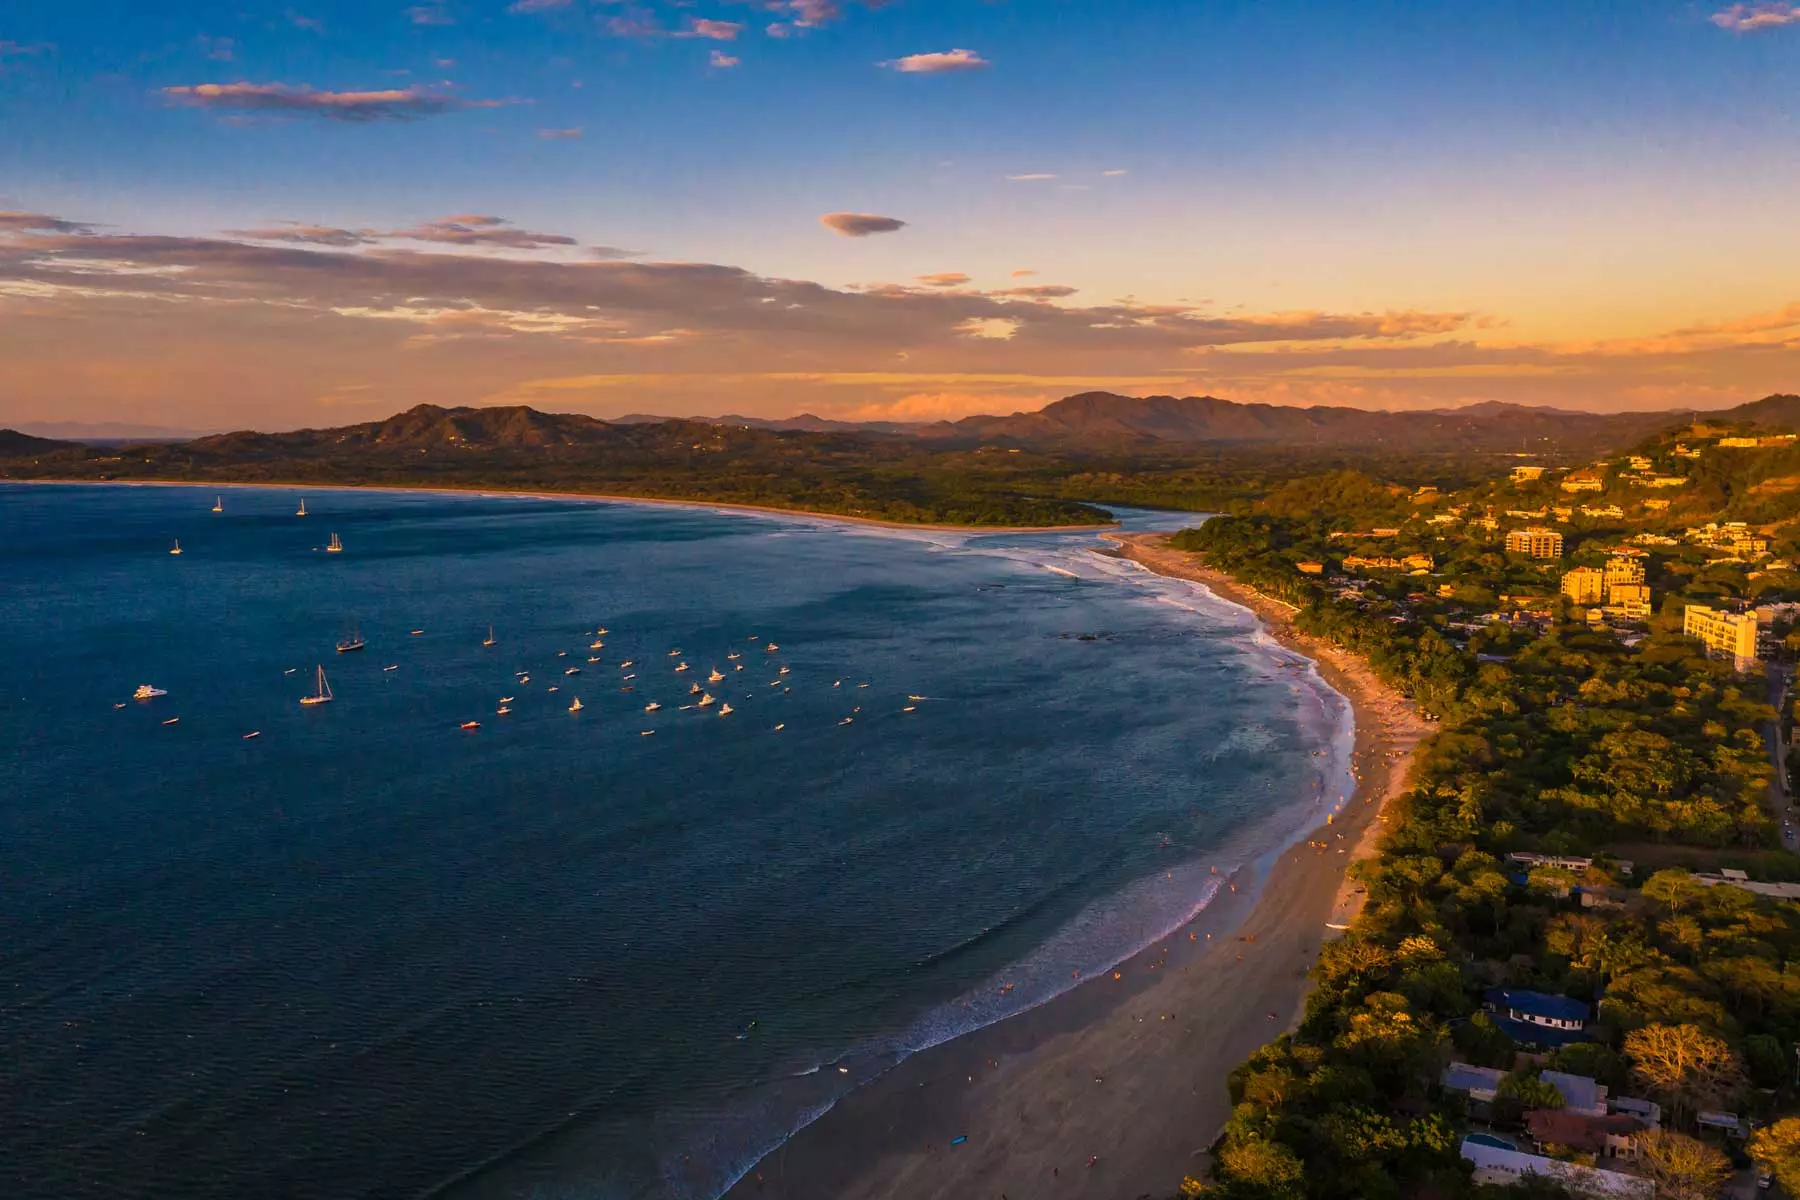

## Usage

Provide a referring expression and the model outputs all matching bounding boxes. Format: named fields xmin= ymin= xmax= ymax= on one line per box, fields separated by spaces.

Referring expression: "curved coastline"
xmin=713 ymin=531 xmax=1427 ymax=1200
xmin=0 ymin=477 xmax=1120 ymax=536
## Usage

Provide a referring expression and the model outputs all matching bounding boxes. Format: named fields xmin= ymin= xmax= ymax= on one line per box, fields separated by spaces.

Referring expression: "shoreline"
xmin=718 ymin=532 xmax=1428 ymax=1199
xmin=0 ymin=477 xmax=1120 ymax=537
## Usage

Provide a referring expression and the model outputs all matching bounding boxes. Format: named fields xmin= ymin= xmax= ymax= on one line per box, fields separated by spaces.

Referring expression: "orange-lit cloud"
xmin=820 ymin=211 xmax=907 ymax=237
xmin=161 ymin=82 xmax=501 ymax=121
xmin=1710 ymin=4 xmax=1800 ymax=31
xmin=883 ymin=48 xmax=989 ymax=73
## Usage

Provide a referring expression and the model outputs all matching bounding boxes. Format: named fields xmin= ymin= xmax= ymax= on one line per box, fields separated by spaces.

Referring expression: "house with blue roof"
xmin=1483 ymin=988 xmax=1591 ymax=1046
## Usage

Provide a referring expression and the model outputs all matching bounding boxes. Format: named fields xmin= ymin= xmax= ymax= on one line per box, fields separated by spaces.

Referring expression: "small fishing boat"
xmin=162 ymin=717 xmax=180 ymax=726
xmin=620 ymin=660 xmax=634 ymax=669
xmin=765 ymin=643 xmax=779 ymax=652
xmin=688 ymin=683 xmax=702 ymax=695
xmin=596 ymin=628 xmax=609 ymax=636
xmin=674 ymin=662 xmax=690 ymax=673
xmin=283 ymin=668 xmax=298 ymax=676
xmin=499 ymin=696 xmax=514 ymax=703
xmin=587 ymin=656 xmax=601 ymax=663
xmin=902 ymin=705 xmax=917 ymax=712
xmin=484 ymin=625 xmax=496 ymax=647
xmin=460 ymin=720 xmax=481 ymax=730
xmin=242 ymin=731 xmax=260 ymax=739
xmin=547 ymin=686 xmax=559 ymax=693
xmin=211 ymin=496 xmax=223 ymax=513
xmin=839 ymin=716 xmax=854 ymax=725
xmin=383 ymin=664 xmax=398 ymax=672
xmin=708 ymin=668 xmax=724 ymax=683
xmin=774 ymin=723 xmax=785 ymax=731
xmin=336 ymin=626 xmax=365 ymax=653
xmin=644 ymin=702 xmax=662 ymax=712
xmin=727 ymin=652 xmax=741 ymax=661
xmin=557 ymin=651 xmax=567 ymax=657
xmin=518 ymin=674 xmax=531 ymax=684
xmin=299 ymin=665 xmax=334 ymax=706
xmin=590 ymin=639 xmax=605 ymax=650
xmin=907 ymin=695 xmax=926 ymax=702
xmin=734 ymin=664 xmax=744 ymax=671
xmin=857 ymin=682 xmax=870 ymax=689
xmin=718 ymin=703 xmax=733 ymax=716
xmin=297 ymin=499 xmax=307 ymax=517
xmin=497 ymin=705 xmax=512 ymax=715
xmin=133 ymin=684 xmax=168 ymax=700
xmin=113 ymin=702 xmax=126 ymax=709
xmin=668 ymin=649 xmax=682 ymax=657
xmin=568 ymin=697 xmax=583 ymax=712
xmin=326 ymin=532 xmax=343 ymax=554
xmin=779 ymin=666 xmax=790 ymax=675
xmin=698 ymin=692 xmax=716 ymax=708
xmin=640 ymin=730 xmax=655 ymax=736
xmin=565 ymin=666 xmax=581 ymax=676
xmin=169 ymin=539 xmax=183 ymax=556
xmin=409 ymin=630 xmax=424 ymax=636
xmin=623 ymin=673 xmax=636 ymax=680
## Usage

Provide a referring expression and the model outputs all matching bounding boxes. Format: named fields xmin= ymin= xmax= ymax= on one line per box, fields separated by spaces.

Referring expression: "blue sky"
xmin=2 ymin=0 xmax=1799 ymax=427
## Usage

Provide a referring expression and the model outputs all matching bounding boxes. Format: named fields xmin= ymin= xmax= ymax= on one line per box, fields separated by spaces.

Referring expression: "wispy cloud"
xmin=1101 ymin=168 xmax=1128 ymax=177
xmin=227 ymin=215 xmax=582 ymax=249
xmin=1006 ymin=173 xmax=1056 ymax=182
xmin=1010 ymin=268 xmax=1037 ymax=278
xmin=1710 ymin=3 xmax=1800 ymax=30
xmin=286 ymin=11 xmax=325 ymax=33
xmin=161 ymin=82 xmax=502 ymax=121
xmin=916 ymin=272 xmax=971 ymax=287
xmin=820 ymin=211 xmax=907 ymax=237
xmin=0 ymin=39 xmax=53 ymax=63
xmin=0 ymin=211 xmax=93 ymax=234
xmin=506 ymin=0 xmax=569 ymax=10
xmin=537 ymin=125 xmax=582 ymax=139
xmin=989 ymin=284 xmax=1078 ymax=299
xmin=883 ymin=48 xmax=989 ymax=74
xmin=709 ymin=50 xmax=741 ymax=68
xmin=678 ymin=18 xmax=743 ymax=40
xmin=406 ymin=3 xmax=454 ymax=25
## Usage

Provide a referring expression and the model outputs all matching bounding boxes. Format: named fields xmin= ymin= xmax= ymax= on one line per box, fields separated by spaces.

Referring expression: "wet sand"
xmin=721 ymin=532 xmax=1428 ymax=1199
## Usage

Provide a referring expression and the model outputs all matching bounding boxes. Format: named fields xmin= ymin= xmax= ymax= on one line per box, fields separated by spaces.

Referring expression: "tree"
xmin=1642 ymin=869 xmax=1706 ymax=915
xmin=1215 ymin=1137 xmax=1305 ymax=1199
xmin=1749 ymin=1118 xmax=1800 ymax=1197
xmin=1636 ymin=1129 xmax=1731 ymax=1200
xmin=1623 ymin=1023 xmax=1745 ymax=1123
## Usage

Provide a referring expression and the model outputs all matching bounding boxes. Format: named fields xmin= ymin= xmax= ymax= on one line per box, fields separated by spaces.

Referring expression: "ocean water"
xmin=0 ymin=484 xmax=1352 ymax=1200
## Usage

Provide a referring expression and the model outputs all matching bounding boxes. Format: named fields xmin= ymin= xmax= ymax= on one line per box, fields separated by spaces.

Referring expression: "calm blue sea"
xmin=0 ymin=484 xmax=1351 ymax=1200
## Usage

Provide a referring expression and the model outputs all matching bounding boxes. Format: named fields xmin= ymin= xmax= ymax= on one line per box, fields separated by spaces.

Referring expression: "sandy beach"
xmin=721 ymin=531 xmax=1428 ymax=1200
xmin=0 ymin=477 xmax=1118 ymax=537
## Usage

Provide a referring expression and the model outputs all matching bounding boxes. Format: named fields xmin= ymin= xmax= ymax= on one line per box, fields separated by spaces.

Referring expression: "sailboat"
xmin=568 ymin=696 xmax=583 ymax=712
xmin=326 ymin=533 xmax=343 ymax=554
xmin=708 ymin=668 xmax=725 ymax=683
xmin=718 ymin=703 xmax=733 ymax=716
xmin=336 ymin=625 xmax=365 ymax=653
xmin=297 ymin=499 xmax=307 ymax=517
xmin=483 ymin=625 xmax=496 ymax=647
xmin=698 ymin=692 xmax=716 ymax=708
xmin=169 ymin=539 xmax=182 ymax=556
xmin=299 ymin=665 xmax=333 ymax=706
xmin=211 ymin=496 xmax=223 ymax=513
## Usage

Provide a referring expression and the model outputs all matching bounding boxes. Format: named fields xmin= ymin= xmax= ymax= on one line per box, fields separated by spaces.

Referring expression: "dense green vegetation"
xmin=1169 ymin=437 xmax=1800 ymax=1197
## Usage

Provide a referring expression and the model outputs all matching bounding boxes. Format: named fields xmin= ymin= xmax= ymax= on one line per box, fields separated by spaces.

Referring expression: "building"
xmin=1401 ymin=553 xmax=1435 ymax=572
xmin=1483 ymin=988 xmax=1590 ymax=1046
xmin=1295 ymin=561 xmax=1324 ymax=575
xmin=1442 ymin=1061 xmax=1505 ymax=1104
xmin=1720 ymin=434 xmax=1797 ymax=449
xmin=1542 ymin=1070 xmax=1609 ymax=1117
xmin=1560 ymin=473 xmax=1605 ymax=493
xmin=1506 ymin=528 xmax=1564 ymax=559
xmin=1343 ymin=555 xmax=1403 ymax=572
xmin=1644 ymin=498 xmax=1672 ymax=511
xmin=1561 ymin=567 xmax=1604 ymax=605
xmin=1683 ymin=604 xmax=1759 ymax=670
xmin=1639 ymin=475 xmax=1689 ymax=488
xmin=1627 ymin=455 xmax=1653 ymax=471
xmin=1605 ymin=584 xmax=1653 ymax=620
xmin=1460 ymin=1138 xmax=1652 ymax=1199
xmin=1580 ymin=504 xmax=1626 ymax=519
xmin=1605 ymin=557 xmax=1646 ymax=588
xmin=1511 ymin=465 xmax=1546 ymax=482
xmin=1524 ymin=1110 xmax=1646 ymax=1161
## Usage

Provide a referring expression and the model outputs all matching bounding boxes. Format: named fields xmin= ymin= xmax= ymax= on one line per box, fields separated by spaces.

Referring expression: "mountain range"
xmin=6 ymin=392 xmax=1798 ymax=458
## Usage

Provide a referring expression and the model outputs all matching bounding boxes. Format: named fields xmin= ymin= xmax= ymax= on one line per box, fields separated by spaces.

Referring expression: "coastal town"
xmin=1167 ymin=416 xmax=1800 ymax=1200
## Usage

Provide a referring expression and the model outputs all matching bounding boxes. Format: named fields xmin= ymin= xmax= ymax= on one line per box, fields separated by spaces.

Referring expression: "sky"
xmin=2 ymin=0 xmax=1800 ymax=432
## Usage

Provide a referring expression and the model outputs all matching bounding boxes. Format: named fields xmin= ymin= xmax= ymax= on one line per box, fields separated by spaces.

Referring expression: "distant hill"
xmin=919 ymin=392 xmax=1681 ymax=453
xmin=0 ymin=429 xmax=74 ymax=456
xmin=613 ymin=412 xmax=923 ymax=436
xmin=1718 ymin=394 xmax=1800 ymax=430
xmin=189 ymin=404 xmax=618 ymax=452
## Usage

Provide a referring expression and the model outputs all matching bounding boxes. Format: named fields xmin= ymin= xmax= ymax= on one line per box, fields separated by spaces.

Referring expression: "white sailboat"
xmin=698 ymin=692 xmax=716 ymax=708
xmin=299 ymin=665 xmax=334 ymax=706
xmin=484 ymin=625 xmax=497 ymax=647
xmin=708 ymin=668 xmax=725 ymax=683
xmin=169 ymin=539 xmax=182 ymax=556
xmin=297 ymin=498 xmax=307 ymax=517
xmin=718 ymin=703 xmax=733 ymax=716
xmin=326 ymin=532 xmax=343 ymax=553
xmin=569 ymin=696 xmax=583 ymax=712
xmin=211 ymin=496 xmax=223 ymax=513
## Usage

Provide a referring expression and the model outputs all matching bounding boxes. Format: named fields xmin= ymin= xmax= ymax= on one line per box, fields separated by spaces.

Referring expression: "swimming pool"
xmin=1465 ymin=1133 xmax=1517 ymax=1150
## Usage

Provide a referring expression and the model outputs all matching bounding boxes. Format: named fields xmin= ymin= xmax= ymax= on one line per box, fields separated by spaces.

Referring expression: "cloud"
xmin=916 ymin=272 xmax=972 ymax=288
xmin=678 ymin=18 xmax=743 ymax=40
xmin=161 ymin=82 xmax=497 ymax=121
xmin=988 ymin=284 xmax=1078 ymax=299
xmin=537 ymin=126 xmax=583 ymax=139
xmin=819 ymin=211 xmax=907 ymax=237
xmin=198 ymin=36 xmax=235 ymax=61
xmin=0 ymin=39 xmax=53 ymax=64
xmin=226 ymin=215 xmax=582 ymax=250
xmin=1101 ymin=168 xmax=1128 ymax=177
xmin=507 ymin=0 xmax=569 ymax=10
xmin=1006 ymin=173 xmax=1056 ymax=182
xmin=883 ymin=48 xmax=988 ymax=73
xmin=1710 ymin=3 xmax=1800 ymax=30
xmin=1010 ymin=268 xmax=1037 ymax=278
xmin=709 ymin=50 xmax=740 ymax=68
xmin=406 ymin=4 xmax=454 ymax=25
xmin=286 ymin=11 xmax=325 ymax=32
xmin=0 ymin=211 xmax=93 ymax=234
